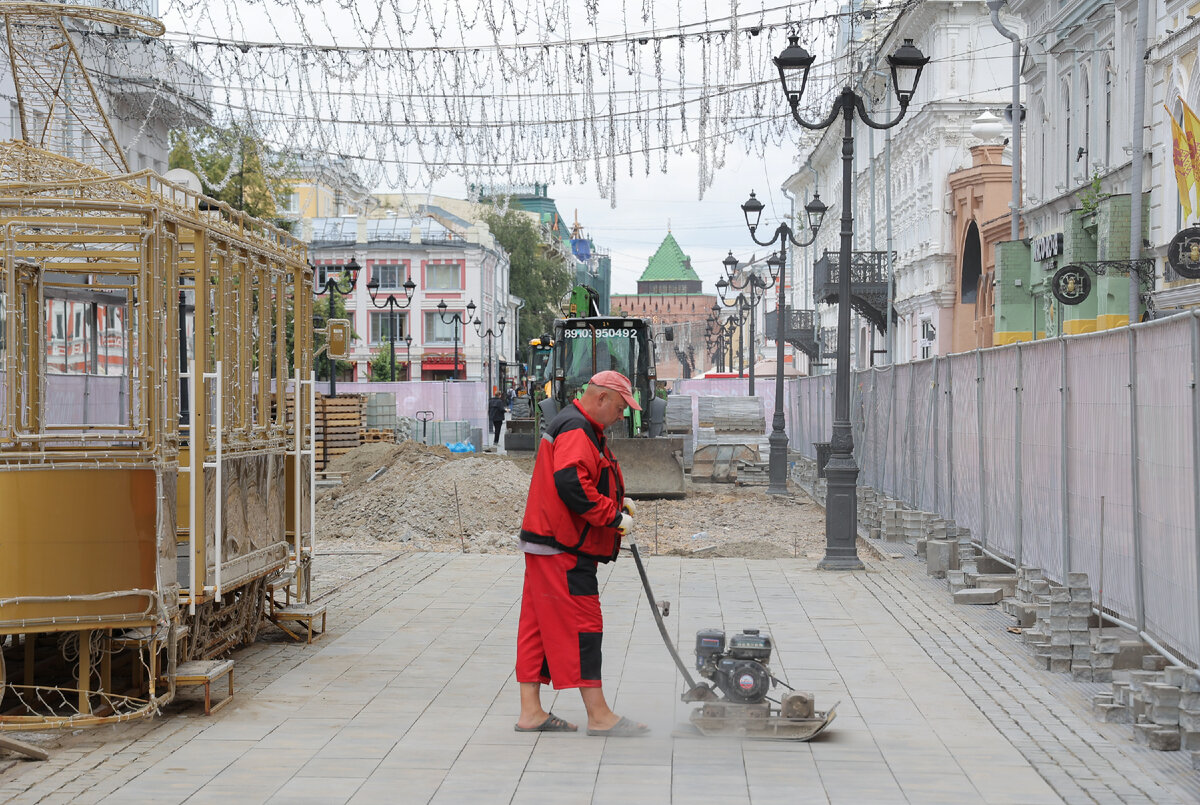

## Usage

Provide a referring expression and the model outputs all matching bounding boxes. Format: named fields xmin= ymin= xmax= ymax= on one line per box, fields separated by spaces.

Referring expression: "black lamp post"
xmin=768 ymin=34 xmax=928 ymax=568
xmin=711 ymin=300 xmax=747 ymax=376
xmin=716 ymin=251 xmax=775 ymax=396
xmin=314 ymin=256 xmax=361 ymax=397
xmin=473 ymin=316 xmax=507 ymax=394
xmin=739 ymin=194 xmax=826 ymax=497
xmin=403 ymin=333 xmax=413 ymax=380
xmin=437 ymin=299 xmax=476 ymax=380
xmin=366 ymin=270 xmax=415 ymax=382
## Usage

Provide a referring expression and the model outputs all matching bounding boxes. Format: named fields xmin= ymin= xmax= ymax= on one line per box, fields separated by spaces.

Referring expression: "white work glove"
xmin=616 ymin=512 xmax=634 ymax=536
xmin=622 ymin=499 xmax=637 ymax=517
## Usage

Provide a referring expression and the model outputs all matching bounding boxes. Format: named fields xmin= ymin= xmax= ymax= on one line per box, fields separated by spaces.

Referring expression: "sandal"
xmin=586 ymin=715 xmax=649 ymax=737
xmin=514 ymin=712 xmax=578 ymax=733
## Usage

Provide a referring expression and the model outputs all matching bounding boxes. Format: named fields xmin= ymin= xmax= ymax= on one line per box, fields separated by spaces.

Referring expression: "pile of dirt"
xmin=317 ymin=441 xmax=530 ymax=553
xmin=316 ymin=442 xmax=871 ymax=561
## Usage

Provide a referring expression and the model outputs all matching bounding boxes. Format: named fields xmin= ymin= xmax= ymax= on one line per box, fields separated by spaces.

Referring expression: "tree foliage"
xmin=484 ymin=209 xmax=573 ymax=354
xmin=369 ymin=344 xmax=399 ymax=381
xmin=168 ymin=122 xmax=291 ymax=224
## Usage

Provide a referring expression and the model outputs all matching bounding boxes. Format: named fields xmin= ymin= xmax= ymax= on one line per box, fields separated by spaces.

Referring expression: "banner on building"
xmin=1168 ymin=107 xmax=1195 ymax=221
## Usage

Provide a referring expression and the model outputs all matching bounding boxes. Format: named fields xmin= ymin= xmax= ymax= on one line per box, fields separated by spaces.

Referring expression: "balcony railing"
xmin=764 ymin=306 xmax=820 ymax=360
xmin=812 ymin=250 xmax=895 ymax=335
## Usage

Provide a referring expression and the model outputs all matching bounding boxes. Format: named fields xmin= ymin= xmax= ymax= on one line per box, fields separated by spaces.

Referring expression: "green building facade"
xmin=994 ymin=193 xmax=1148 ymax=344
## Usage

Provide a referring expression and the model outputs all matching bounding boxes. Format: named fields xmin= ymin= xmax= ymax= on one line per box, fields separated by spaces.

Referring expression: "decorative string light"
xmin=9 ymin=1 xmax=918 ymax=203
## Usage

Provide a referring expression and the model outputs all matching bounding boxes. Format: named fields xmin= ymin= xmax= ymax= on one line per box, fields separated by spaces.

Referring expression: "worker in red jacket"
xmin=514 ymin=370 xmax=649 ymax=737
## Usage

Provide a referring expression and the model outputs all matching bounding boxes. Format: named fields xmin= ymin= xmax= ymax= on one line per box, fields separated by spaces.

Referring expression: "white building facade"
xmin=781 ymin=0 xmax=1019 ymax=366
xmin=308 ymin=212 xmax=517 ymax=385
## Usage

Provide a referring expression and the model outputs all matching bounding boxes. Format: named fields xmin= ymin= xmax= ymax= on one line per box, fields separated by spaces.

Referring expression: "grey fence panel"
xmin=1134 ymin=321 xmax=1199 ymax=663
xmin=1064 ymin=333 xmax=1136 ymax=618
xmin=1019 ymin=344 xmax=1064 ymax=573
xmin=790 ymin=312 xmax=1200 ymax=665
xmin=947 ymin=352 xmax=983 ymax=539
xmin=983 ymin=347 xmax=1020 ymax=560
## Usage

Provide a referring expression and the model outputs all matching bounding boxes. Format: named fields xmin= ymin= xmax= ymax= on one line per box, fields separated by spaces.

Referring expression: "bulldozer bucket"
xmin=609 ymin=437 xmax=686 ymax=499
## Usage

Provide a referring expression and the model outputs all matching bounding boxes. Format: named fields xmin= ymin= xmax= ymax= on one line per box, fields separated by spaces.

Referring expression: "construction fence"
xmin=787 ymin=311 xmax=1200 ymax=668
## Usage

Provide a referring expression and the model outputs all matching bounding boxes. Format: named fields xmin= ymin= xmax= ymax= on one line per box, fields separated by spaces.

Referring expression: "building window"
xmin=283 ymin=191 xmax=299 ymax=215
xmin=426 ymin=263 xmax=460 ymax=290
xmin=1063 ymin=80 xmax=1072 ymax=187
xmin=920 ymin=319 xmax=935 ymax=360
xmin=370 ymin=311 xmax=407 ymax=344
xmin=1104 ymin=61 xmax=1113 ymax=166
xmin=1081 ymin=73 xmax=1090 ymax=175
xmin=373 ymin=263 xmax=405 ymax=289
xmin=424 ymin=311 xmax=459 ymax=343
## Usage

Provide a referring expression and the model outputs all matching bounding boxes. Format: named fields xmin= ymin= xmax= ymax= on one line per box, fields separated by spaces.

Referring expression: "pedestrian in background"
xmin=488 ymin=389 xmax=506 ymax=446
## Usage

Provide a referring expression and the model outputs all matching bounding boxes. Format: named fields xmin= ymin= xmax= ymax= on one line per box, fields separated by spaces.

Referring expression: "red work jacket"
xmin=519 ymin=401 xmax=626 ymax=562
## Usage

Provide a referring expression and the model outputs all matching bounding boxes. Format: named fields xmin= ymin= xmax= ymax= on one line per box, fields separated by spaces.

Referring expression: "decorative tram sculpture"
xmin=0 ymin=3 xmax=319 ymax=729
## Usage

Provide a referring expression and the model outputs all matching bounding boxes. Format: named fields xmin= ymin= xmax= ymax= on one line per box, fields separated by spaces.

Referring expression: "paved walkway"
xmin=2 ymin=545 xmax=1196 ymax=804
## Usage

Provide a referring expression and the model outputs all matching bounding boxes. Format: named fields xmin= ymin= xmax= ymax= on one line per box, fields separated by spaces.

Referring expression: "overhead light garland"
xmin=34 ymin=0 xmax=918 ymax=204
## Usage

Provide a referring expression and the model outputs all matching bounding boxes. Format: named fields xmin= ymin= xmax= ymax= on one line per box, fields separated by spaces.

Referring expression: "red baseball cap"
xmin=589 ymin=370 xmax=642 ymax=411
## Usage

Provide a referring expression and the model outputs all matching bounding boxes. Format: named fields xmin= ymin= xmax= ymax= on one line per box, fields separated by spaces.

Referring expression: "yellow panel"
xmin=993 ymin=331 xmax=1032 ymax=346
xmin=0 ymin=469 xmax=158 ymax=625
xmin=1096 ymin=313 xmax=1130 ymax=331
xmin=1062 ymin=318 xmax=1096 ymax=335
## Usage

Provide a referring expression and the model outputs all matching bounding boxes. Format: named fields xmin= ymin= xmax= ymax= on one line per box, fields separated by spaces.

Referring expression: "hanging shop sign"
xmin=1032 ymin=232 xmax=1063 ymax=262
xmin=1167 ymin=226 xmax=1200 ymax=279
xmin=1051 ymin=265 xmax=1091 ymax=306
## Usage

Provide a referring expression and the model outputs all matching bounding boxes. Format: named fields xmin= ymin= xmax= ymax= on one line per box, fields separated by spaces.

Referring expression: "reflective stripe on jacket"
xmin=519 ymin=400 xmax=625 ymax=562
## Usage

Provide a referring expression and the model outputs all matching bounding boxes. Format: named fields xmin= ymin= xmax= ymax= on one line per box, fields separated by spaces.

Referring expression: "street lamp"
xmin=473 ymin=316 xmax=507 ymax=394
xmin=436 ymin=299 xmax=476 ymax=380
xmin=739 ymin=192 xmax=825 ymax=497
xmin=771 ymin=34 xmax=928 ymax=569
xmin=366 ymin=271 xmax=415 ymax=382
xmin=313 ymin=256 xmax=361 ymax=397
xmin=403 ymin=333 xmax=413 ymax=380
xmin=711 ymin=299 xmax=747 ymax=376
xmin=717 ymin=252 xmax=774 ymax=395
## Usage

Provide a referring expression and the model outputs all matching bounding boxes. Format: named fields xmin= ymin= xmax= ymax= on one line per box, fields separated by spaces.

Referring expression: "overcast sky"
xmin=159 ymin=0 xmax=844 ymax=295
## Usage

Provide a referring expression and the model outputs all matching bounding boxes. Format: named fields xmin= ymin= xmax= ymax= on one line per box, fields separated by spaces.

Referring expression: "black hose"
xmin=627 ymin=542 xmax=701 ymax=690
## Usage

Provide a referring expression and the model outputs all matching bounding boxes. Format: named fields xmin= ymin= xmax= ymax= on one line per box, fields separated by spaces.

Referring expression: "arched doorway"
xmin=961 ymin=221 xmax=982 ymax=304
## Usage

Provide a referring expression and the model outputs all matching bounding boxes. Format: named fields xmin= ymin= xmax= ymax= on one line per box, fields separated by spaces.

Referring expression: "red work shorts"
xmin=516 ymin=551 xmax=603 ymax=689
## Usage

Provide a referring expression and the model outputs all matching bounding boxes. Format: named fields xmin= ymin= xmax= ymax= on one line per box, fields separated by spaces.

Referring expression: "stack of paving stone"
xmin=1003 ymin=567 xmax=1050 ymax=628
xmin=857 ymin=487 xmax=879 ymax=535
xmin=1021 ymin=572 xmax=1096 ymax=679
xmin=1097 ymin=662 xmax=1198 ymax=752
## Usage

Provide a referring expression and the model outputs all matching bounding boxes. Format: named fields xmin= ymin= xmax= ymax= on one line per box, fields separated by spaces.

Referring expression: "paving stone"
xmin=1179 ymin=709 xmax=1200 ymax=732
xmin=1143 ymin=655 xmax=1169 ymax=672
xmin=1145 ymin=684 xmax=1182 ymax=708
xmin=925 ymin=540 xmax=951 ymax=578
xmin=1163 ymin=667 xmax=1190 ymax=688
xmin=1133 ymin=724 xmax=1181 ymax=752
xmin=952 ymin=586 xmax=1002 ymax=605
xmin=1093 ymin=704 xmax=1131 ymax=724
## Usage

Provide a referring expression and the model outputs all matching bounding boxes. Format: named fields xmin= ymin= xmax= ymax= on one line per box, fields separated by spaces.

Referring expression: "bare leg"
xmin=517 ymin=682 xmax=578 ymax=730
xmin=580 ymin=687 xmax=644 ymax=731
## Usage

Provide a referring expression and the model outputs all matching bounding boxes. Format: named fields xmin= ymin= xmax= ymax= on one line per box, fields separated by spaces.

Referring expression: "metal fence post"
xmin=905 ymin=366 xmax=919 ymax=502
xmin=932 ymin=356 xmax=940 ymax=513
xmin=889 ymin=367 xmax=898 ymax=495
xmin=1192 ymin=313 xmax=1200 ymax=656
xmin=976 ymin=349 xmax=987 ymax=550
xmin=1015 ymin=343 xmax=1024 ymax=567
xmin=1060 ymin=338 xmax=1070 ymax=578
xmin=946 ymin=358 xmax=955 ymax=524
xmin=1129 ymin=327 xmax=1146 ymax=630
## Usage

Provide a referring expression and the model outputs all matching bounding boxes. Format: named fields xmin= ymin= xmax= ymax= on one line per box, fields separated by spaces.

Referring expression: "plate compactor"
xmin=627 ymin=539 xmax=837 ymax=740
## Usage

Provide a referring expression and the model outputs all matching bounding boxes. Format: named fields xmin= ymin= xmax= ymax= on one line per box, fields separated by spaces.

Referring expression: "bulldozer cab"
xmin=541 ymin=316 xmax=685 ymax=499
xmin=552 ymin=317 xmax=653 ymax=435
